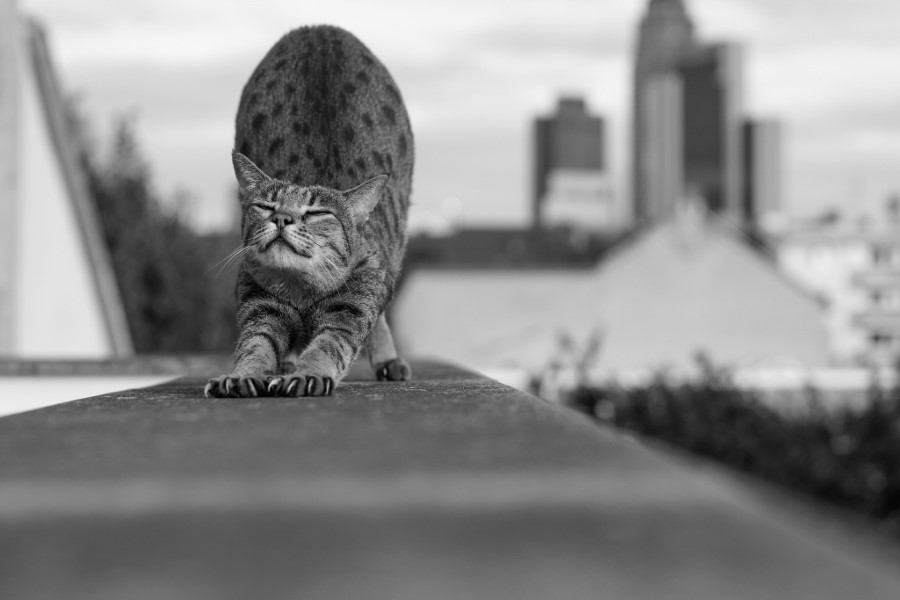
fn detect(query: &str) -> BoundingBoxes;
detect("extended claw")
[203,382,214,398]
[267,377,283,394]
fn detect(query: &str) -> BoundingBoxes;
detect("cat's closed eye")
[303,209,333,220]
[252,203,275,213]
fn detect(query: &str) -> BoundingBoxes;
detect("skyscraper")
[532,97,606,227]
[632,0,695,224]
[742,119,782,226]
[678,43,743,218]
[632,0,767,230]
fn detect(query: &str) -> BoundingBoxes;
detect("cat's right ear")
[232,151,271,194]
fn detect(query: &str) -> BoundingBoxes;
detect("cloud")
[22,0,900,229]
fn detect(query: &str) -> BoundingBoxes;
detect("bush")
[568,367,900,537]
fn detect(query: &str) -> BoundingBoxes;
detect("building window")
[870,333,891,349]
[872,245,900,268]
[869,333,900,353]
[870,290,900,310]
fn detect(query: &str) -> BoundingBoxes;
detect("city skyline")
[19,0,900,231]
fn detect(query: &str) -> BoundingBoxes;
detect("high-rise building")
[532,97,605,227]
[678,44,743,219]
[631,0,773,231]
[742,119,782,226]
[632,0,695,224]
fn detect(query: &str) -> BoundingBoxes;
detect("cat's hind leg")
[365,313,411,381]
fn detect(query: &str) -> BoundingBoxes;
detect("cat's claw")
[266,377,283,394]
[205,375,266,398]
[375,358,412,381]
[266,374,335,397]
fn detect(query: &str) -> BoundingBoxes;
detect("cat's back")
[235,26,413,199]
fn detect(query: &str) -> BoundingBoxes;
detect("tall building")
[532,97,607,228]
[742,119,782,226]
[631,0,774,231]
[632,0,695,224]
[678,44,743,219]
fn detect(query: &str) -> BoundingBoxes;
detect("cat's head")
[232,151,387,290]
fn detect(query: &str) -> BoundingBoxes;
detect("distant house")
[0,11,132,357]
[774,202,900,367]
[395,205,829,376]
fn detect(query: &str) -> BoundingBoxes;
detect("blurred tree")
[79,116,239,353]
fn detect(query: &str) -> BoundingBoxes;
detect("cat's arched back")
[235,25,413,274]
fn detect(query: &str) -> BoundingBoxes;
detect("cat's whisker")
[206,245,250,277]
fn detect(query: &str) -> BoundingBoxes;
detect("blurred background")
[1,0,899,388]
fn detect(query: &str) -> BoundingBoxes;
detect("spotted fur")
[205,25,413,398]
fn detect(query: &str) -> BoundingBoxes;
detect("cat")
[205,25,413,398]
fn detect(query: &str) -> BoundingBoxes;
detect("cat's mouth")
[262,236,312,258]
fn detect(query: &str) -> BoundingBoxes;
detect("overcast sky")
[21,0,900,231]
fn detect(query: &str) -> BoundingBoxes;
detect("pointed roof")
[26,20,133,356]
[0,11,133,357]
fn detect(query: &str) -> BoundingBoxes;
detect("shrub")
[568,368,900,537]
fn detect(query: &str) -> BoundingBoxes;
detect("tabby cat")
[205,25,413,398]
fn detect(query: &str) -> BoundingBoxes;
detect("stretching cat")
[205,25,413,398]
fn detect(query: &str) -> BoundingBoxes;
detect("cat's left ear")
[232,151,271,194]
[344,174,388,225]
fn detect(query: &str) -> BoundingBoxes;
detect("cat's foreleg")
[365,313,412,381]
[269,297,378,397]
[205,307,290,398]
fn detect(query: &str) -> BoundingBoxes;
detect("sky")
[20,0,900,232]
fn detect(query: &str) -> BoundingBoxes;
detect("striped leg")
[269,294,379,397]
[205,302,290,398]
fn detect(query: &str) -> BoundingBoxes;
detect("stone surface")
[1,361,899,599]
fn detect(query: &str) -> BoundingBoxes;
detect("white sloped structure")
[395,206,829,376]
[0,4,132,358]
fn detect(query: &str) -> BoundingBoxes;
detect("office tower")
[632,0,765,230]
[742,119,782,226]
[678,43,743,220]
[532,97,605,227]
[632,0,695,224]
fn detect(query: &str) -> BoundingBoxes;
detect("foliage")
[568,362,900,537]
[80,117,239,353]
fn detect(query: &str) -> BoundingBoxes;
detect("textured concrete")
[1,361,899,599]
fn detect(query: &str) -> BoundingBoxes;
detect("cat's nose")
[272,213,294,229]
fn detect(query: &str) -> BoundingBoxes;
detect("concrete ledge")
[1,361,899,599]
[0,354,230,376]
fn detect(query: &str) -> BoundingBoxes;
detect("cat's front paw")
[375,357,412,381]
[265,373,335,397]
[204,374,267,398]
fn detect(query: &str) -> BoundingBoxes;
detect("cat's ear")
[232,151,271,194]
[344,174,388,225]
